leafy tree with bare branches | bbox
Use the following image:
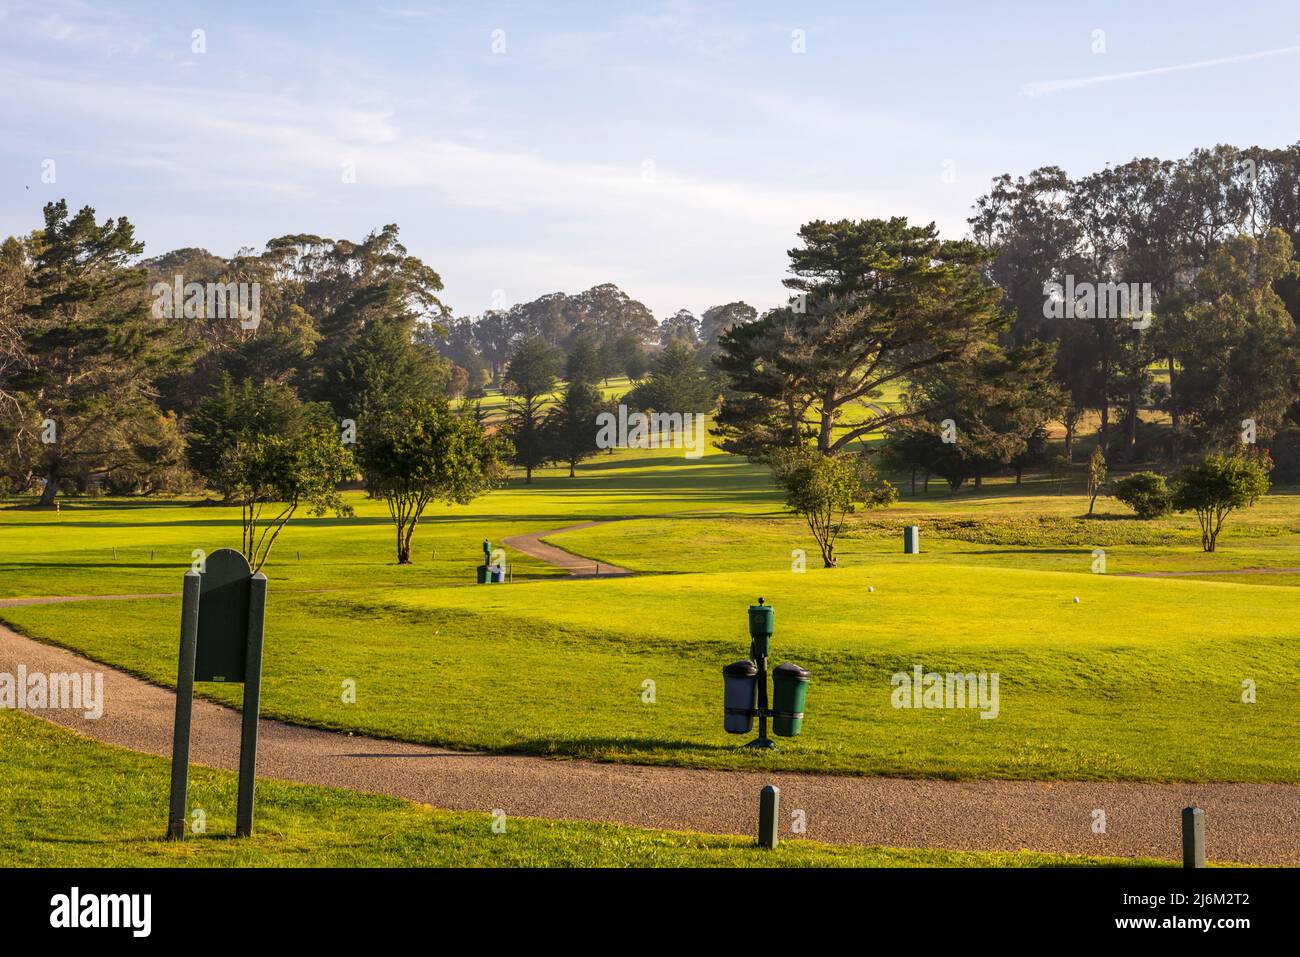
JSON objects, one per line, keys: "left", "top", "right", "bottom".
{"left": 359, "top": 398, "right": 510, "bottom": 563}
{"left": 770, "top": 447, "right": 896, "bottom": 568}
{"left": 220, "top": 420, "right": 354, "bottom": 573}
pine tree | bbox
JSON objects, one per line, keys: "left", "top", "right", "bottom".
{"left": 16, "top": 202, "right": 183, "bottom": 504}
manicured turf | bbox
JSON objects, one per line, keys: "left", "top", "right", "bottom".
{"left": 0, "top": 712, "right": 1156, "bottom": 867}
{"left": 3, "top": 441, "right": 1298, "bottom": 781}
{"left": 474, "top": 375, "right": 637, "bottom": 423}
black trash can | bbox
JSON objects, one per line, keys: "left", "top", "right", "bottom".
{"left": 722, "top": 659, "right": 759, "bottom": 734}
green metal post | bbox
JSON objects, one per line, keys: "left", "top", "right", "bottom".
{"left": 759, "top": 785, "right": 780, "bottom": 849}
{"left": 167, "top": 571, "right": 201, "bottom": 840}
{"left": 235, "top": 573, "right": 267, "bottom": 837}
{"left": 1182, "top": 806, "right": 1205, "bottom": 868}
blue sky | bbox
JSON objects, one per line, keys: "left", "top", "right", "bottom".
{"left": 3, "top": 0, "right": 1299, "bottom": 319}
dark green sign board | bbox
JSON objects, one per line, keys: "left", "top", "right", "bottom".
{"left": 168, "top": 547, "right": 267, "bottom": 840}
{"left": 194, "top": 548, "right": 252, "bottom": 683}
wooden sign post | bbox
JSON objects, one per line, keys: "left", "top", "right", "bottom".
{"left": 167, "top": 548, "right": 267, "bottom": 839}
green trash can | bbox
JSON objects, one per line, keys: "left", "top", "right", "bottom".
{"left": 490, "top": 564, "right": 505, "bottom": 583}
{"left": 771, "top": 662, "right": 810, "bottom": 737}
{"left": 476, "top": 564, "right": 489, "bottom": 584}
{"left": 748, "top": 600, "right": 774, "bottom": 659}
{"left": 904, "top": 525, "right": 920, "bottom": 554}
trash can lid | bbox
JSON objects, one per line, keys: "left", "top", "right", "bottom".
{"left": 723, "top": 659, "right": 759, "bottom": 677}
{"left": 773, "top": 661, "right": 810, "bottom": 681}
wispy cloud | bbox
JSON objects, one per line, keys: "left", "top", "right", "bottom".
{"left": 1021, "top": 44, "right": 1300, "bottom": 97}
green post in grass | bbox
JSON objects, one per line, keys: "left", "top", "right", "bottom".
{"left": 166, "top": 571, "right": 201, "bottom": 840}
{"left": 759, "top": 785, "right": 780, "bottom": 849}
{"left": 236, "top": 573, "right": 267, "bottom": 837}
{"left": 744, "top": 599, "right": 776, "bottom": 750}
{"left": 1182, "top": 806, "right": 1205, "bottom": 868}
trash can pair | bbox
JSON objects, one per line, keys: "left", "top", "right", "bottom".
{"left": 476, "top": 563, "right": 505, "bottom": 584}
{"left": 721, "top": 660, "right": 810, "bottom": 737}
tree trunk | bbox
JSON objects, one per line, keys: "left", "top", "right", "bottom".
{"left": 817, "top": 401, "right": 835, "bottom": 453}
{"left": 1168, "top": 355, "right": 1179, "bottom": 431}
{"left": 569, "top": 461, "right": 576, "bottom": 478}
{"left": 38, "top": 473, "right": 59, "bottom": 506}
{"left": 525, "top": 466, "right": 533, "bottom": 484}
{"left": 1124, "top": 400, "right": 1138, "bottom": 457}
{"left": 397, "top": 530, "right": 411, "bottom": 564}
{"left": 910, "top": 466, "right": 916, "bottom": 496}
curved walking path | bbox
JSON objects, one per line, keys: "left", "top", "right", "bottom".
{"left": 503, "top": 521, "right": 633, "bottom": 576}
{"left": 3, "top": 620, "right": 1299, "bottom": 864}
{"left": 4, "top": 525, "right": 1299, "bottom": 865}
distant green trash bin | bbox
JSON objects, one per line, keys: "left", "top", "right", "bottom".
{"left": 722, "top": 659, "right": 759, "bottom": 734}
{"left": 490, "top": 564, "right": 505, "bottom": 583}
{"left": 904, "top": 525, "right": 920, "bottom": 554}
{"left": 771, "top": 662, "right": 810, "bottom": 737}
{"left": 476, "top": 564, "right": 489, "bottom": 584}
{"left": 748, "top": 601, "right": 774, "bottom": 659}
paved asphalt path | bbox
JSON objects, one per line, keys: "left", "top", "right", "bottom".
{"left": 503, "top": 521, "right": 633, "bottom": 576}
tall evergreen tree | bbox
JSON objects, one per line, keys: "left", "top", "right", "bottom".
{"left": 625, "top": 339, "right": 717, "bottom": 420}
{"left": 503, "top": 335, "right": 560, "bottom": 483}
{"left": 715, "top": 218, "right": 1006, "bottom": 458}
{"left": 15, "top": 201, "right": 182, "bottom": 504}
{"left": 564, "top": 335, "right": 602, "bottom": 386}
{"left": 544, "top": 381, "right": 606, "bottom": 477}
{"left": 1175, "top": 229, "right": 1299, "bottom": 449}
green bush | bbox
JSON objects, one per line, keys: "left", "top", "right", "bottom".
{"left": 1114, "top": 471, "right": 1174, "bottom": 519}
{"left": 1171, "top": 449, "right": 1273, "bottom": 552}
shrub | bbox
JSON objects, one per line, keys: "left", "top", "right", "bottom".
{"left": 1171, "top": 449, "right": 1272, "bottom": 552}
{"left": 1113, "top": 471, "right": 1174, "bottom": 519}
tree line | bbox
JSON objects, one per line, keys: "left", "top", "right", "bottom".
{"left": 710, "top": 142, "right": 1300, "bottom": 563}
{"left": 4, "top": 138, "right": 1296, "bottom": 564}
{"left": 0, "top": 203, "right": 507, "bottom": 566}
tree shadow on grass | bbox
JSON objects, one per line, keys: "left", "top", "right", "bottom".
{"left": 340, "top": 737, "right": 738, "bottom": 760}
{"left": 955, "top": 548, "right": 1092, "bottom": 556}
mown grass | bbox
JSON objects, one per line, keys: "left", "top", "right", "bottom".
{"left": 0, "top": 712, "right": 1157, "bottom": 867}
{"left": 4, "top": 560, "right": 1295, "bottom": 780}
{"left": 3, "top": 442, "right": 1299, "bottom": 781}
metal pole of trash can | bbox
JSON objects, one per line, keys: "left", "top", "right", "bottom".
{"left": 1182, "top": 806, "right": 1205, "bottom": 868}
{"left": 759, "top": 785, "right": 780, "bottom": 849}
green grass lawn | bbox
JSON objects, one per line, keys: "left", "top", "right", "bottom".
{"left": 3, "top": 441, "right": 1298, "bottom": 782}
{"left": 0, "top": 712, "right": 1159, "bottom": 867}
{"left": 475, "top": 375, "right": 636, "bottom": 423}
